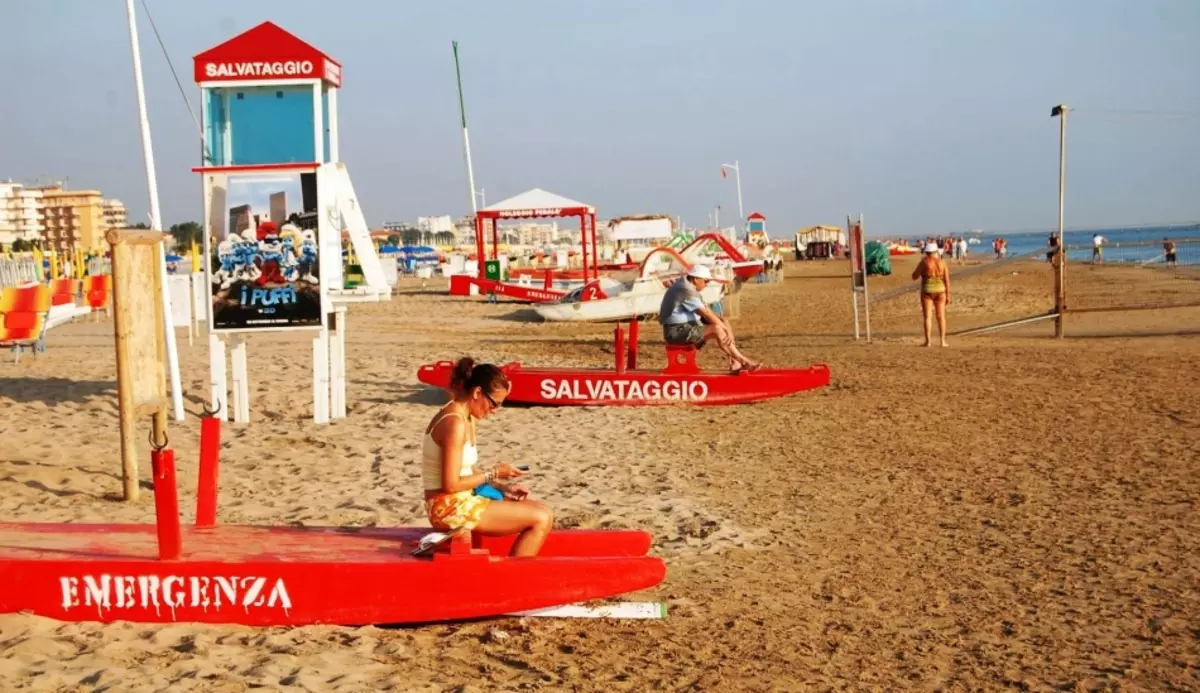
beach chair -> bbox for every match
[0,284,52,363]
[45,278,90,332]
[83,274,112,320]
[50,278,80,307]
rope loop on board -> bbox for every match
[201,400,223,418]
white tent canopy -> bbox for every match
[481,188,594,215]
[610,217,672,241]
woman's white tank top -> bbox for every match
[421,409,478,492]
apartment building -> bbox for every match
[102,199,128,230]
[38,185,108,250]
[0,182,45,246]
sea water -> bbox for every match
[957,224,1200,265]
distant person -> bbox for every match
[1047,233,1059,263]
[1092,234,1106,264]
[659,264,761,372]
[912,243,950,347]
[1164,238,1177,267]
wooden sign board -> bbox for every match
[849,220,866,292]
[107,228,169,500]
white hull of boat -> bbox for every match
[534,281,724,323]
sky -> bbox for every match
[2,0,1198,238]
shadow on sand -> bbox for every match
[0,377,115,407]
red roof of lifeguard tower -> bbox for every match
[747,212,766,220]
[193,21,342,87]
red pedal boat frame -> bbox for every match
[417,320,831,406]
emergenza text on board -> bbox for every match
[60,574,292,619]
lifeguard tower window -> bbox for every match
[204,85,318,166]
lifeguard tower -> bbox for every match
[746,212,768,246]
[192,21,389,425]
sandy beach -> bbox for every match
[1,255,1198,692]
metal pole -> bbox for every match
[860,213,871,343]
[125,0,184,423]
[852,293,860,340]
[453,41,478,216]
[1053,104,1068,338]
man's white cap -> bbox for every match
[687,264,713,280]
[923,242,939,254]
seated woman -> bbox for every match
[422,357,554,557]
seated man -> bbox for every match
[658,264,760,372]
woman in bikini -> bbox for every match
[422,357,554,557]
[912,242,950,347]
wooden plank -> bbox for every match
[506,602,666,619]
[109,232,168,501]
[106,228,166,246]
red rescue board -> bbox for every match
[416,361,831,406]
[0,523,664,626]
[448,275,567,303]
[418,325,831,406]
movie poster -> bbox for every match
[210,173,323,330]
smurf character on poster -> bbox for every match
[210,173,322,331]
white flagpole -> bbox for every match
[125,0,184,422]
[453,41,478,217]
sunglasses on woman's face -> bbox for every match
[483,391,501,409]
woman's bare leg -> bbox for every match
[474,500,554,557]
[920,295,933,347]
[935,296,948,347]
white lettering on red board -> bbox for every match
[59,574,292,620]
[539,378,709,402]
[491,284,560,301]
[203,60,315,79]
[323,59,342,86]
[498,208,563,218]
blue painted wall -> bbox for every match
[230,86,315,164]
[204,86,316,166]
[204,90,227,165]
[322,89,332,163]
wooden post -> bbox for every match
[107,228,169,501]
[1052,104,1068,338]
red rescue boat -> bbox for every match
[0,523,663,626]
[417,321,831,406]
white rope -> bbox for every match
[138,0,213,163]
